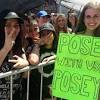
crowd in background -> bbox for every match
[0,1,100,100]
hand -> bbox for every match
[32,36,40,44]
[42,57,51,63]
[4,28,16,51]
[29,31,40,44]
[42,55,56,63]
[8,55,29,68]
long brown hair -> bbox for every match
[0,11,24,56]
[76,1,100,37]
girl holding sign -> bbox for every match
[76,1,100,100]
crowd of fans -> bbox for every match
[0,1,100,100]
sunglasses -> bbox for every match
[40,30,51,37]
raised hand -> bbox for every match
[8,55,29,68]
[4,28,16,51]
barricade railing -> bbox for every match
[0,60,55,100]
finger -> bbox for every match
[33,37,39,40]
[42,59,49,63]
[9,28,15,38]
[13,55,19,59]
[5,27,9,39]
[5,28,7,36]
[42,59,47,62]
[8,59,17,63]
[32,37,39,42]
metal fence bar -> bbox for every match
[26,71,30,100]
[10,75,13,100]
[0,60,55,79]
[0,60,55,100]
[40,67,43,100]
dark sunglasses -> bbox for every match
[40,30,51,37]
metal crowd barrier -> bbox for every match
[0,60,55,100]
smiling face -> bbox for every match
[84,8,100,31]
[57,16,66,29]
[5,19,20,39]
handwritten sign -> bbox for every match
[52,33,100,100]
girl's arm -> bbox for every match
[28,44,40,65]
[0,46,10,66]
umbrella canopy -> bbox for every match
[0,0,44,13]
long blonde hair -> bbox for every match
[54,14,68,37]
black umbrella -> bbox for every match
[0,0,44,13]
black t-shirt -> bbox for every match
[40,46,56,85]
[0,51,24,100]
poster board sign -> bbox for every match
[52,33,100,100]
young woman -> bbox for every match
[67,12,78,32]
[76,1,100,37]
[0,11,29,100]
[54,14,72,39]
[39,22,58,100]
[20,15,40,99]
[76,2,100,100]
[22,15,40,65]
